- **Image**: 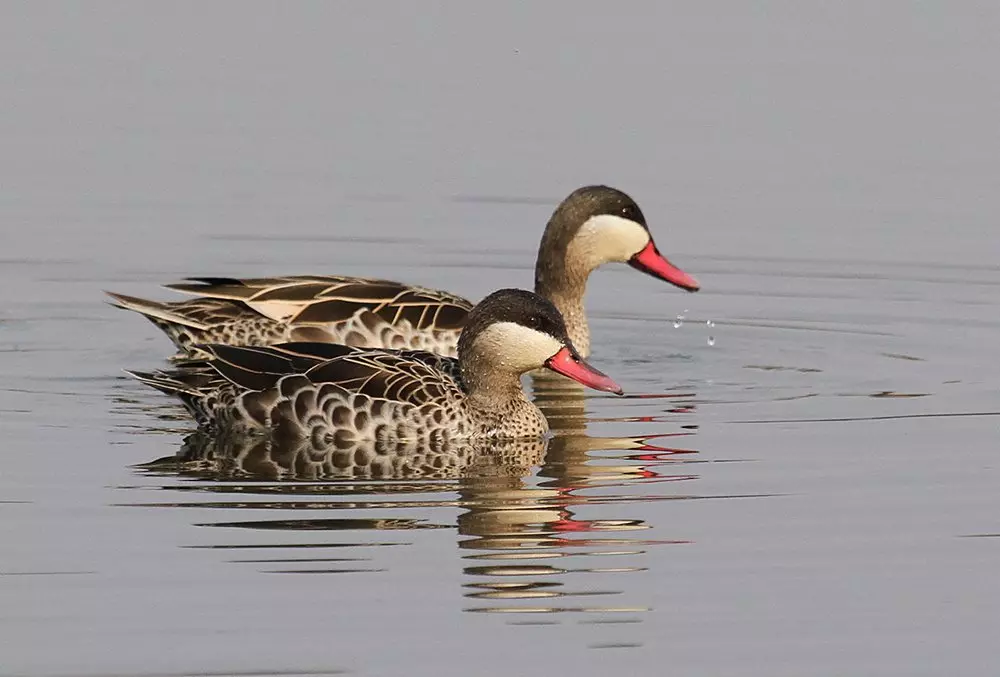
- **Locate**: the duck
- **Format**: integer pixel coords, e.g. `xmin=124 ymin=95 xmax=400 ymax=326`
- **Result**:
xmin=108 ymin=185 xmax=699 ymax=360
xmin=128 ymin=288 xmax=623 ymax=441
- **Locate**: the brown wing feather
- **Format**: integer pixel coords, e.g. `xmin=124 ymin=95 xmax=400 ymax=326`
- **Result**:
xmin=203 ymin=343 xmax=354 ymax=390
xmin=251 ymin=282 xmax=344 ymax=302
xmin=166 ymin=276 xmax=473 ymax=331
xmin=167 ymin=298 xmax=256 ymax=326
xmin=304 ymin=349 xmax=463 ymax=405
xmin=197 ymin=341 xmax=461 ymax=405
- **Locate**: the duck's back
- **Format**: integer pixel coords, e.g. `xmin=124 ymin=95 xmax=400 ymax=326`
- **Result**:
xmin=110 ymin=276 xmax=474 ymax=359
xmin=134 ymin=341 xmax=474 ymax=442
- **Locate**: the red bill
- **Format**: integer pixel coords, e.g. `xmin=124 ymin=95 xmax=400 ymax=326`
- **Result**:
xmin=628 ymin=241 xmax=700 ymax=291
xmin=545 ymin=346 xmax=624 ymax=395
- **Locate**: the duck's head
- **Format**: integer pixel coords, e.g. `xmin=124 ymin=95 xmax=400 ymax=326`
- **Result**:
xmin=535 ymin=185 xmax=700 ymax=293
xmin=458 ymin=288 xmax=623 ymax=394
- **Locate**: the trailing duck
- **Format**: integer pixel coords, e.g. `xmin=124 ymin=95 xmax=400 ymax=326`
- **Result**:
xmin=109 ymin=185 xmax=699 ymax=360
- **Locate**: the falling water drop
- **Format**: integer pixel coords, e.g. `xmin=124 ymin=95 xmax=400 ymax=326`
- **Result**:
xmin=706 ymin=320 xmax=715 ymax=328
xmin=673 ymin=312 xmax=685 ymax=329
xmin=707 ymin=335 xmax=716 ymax=347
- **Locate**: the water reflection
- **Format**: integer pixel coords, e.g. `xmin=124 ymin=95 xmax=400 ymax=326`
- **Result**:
xmin=130 ymin=383 xmax=703 ymax=626
xmin=452 ymin=376 xmax=698 ymax=616
xmin=144 ymin=430 xmax=546 ymax=482
xmin=457 ymin=468 xmax=672 ymax=616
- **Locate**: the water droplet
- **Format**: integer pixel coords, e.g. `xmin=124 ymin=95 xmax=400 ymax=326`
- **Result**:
xmin=706 ymin=320 xmax=715 ymax=328
xmin=673 ymin=313 xmax=685 ymax=329
xmin=707 ymin=335 xmax=715 ymax=347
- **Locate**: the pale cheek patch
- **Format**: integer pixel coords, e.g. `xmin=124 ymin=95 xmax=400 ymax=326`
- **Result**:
xmin=574 ymin=214 xmax=651 ymax=266
xmin=472 ymin=322 xmax=563 ymax=372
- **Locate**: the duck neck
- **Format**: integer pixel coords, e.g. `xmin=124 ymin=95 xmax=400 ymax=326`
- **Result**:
xmin=535 ymin=276 xmax=590 ymax=358
xmin=534 ymin=224 xmax=593 ymax=358
xmin=460 ymin=360 xmax=532 ymax=413
xmin=458 ymin=344 xmax=550 ymax=438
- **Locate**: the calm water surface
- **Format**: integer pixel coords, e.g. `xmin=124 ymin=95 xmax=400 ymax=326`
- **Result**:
xmin=2 ymin=4 xmax=999 ymax=676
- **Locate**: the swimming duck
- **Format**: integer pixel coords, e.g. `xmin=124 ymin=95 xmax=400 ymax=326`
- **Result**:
xmin=128 ymin=289 xmax=622 ymax=441
xmin=108 ymin=185 xmax=699 ymax=359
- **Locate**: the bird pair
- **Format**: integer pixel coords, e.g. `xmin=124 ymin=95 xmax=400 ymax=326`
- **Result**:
xmin=113 ymin=185 xmax=699 ymax=442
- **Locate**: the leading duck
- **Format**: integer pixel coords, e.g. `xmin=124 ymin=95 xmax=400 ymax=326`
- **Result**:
xmin=109 ymin=185 xmax=699 ymax=360
xmin=130 ymin=289 xmax=622 ymax=441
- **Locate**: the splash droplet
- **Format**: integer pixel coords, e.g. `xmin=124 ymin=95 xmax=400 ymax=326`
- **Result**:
xmin=707 ymin=335 xmax=716 ymax=347
xmin=673 ymin=312 xmax=685 ymax=329
xmin=706 ymin=320 xmax=715 ymax=328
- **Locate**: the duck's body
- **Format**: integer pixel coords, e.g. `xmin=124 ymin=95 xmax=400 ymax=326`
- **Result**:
xmin=110 ymin=186 xmax=699 ymax=360
xmin=108 ymin=276 xmax=471 ymax=360
xmin=133 ymin=341 xmax=547 ymax=441
xmin=130 ymin=289 xmax=622 ymax=441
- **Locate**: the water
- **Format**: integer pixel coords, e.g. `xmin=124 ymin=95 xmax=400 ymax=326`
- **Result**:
xmin=2 ymin=3 xmax=999 ymax=676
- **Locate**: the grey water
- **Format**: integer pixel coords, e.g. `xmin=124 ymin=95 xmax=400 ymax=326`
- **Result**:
xmin=2 ymin=3 xmax=999 ymax=676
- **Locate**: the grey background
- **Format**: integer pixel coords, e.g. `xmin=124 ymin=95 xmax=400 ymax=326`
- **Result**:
xmin=1 ymin=3 xmax=998 ymax=676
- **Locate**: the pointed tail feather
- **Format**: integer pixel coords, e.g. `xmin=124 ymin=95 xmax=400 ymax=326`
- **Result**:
xmin=125 ymin=368 xmax=220 ymax=427
xmin=105 ymin=291 xmax=209 ymax=330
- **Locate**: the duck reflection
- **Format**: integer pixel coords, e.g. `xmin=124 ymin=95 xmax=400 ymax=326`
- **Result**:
xmin=146 ymin=430 xmax=546 ymax=482
xmin=457 ymin=468 xmax=662 ymax=615
xmin=137 ymin=387 xmax=698 ymax=619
